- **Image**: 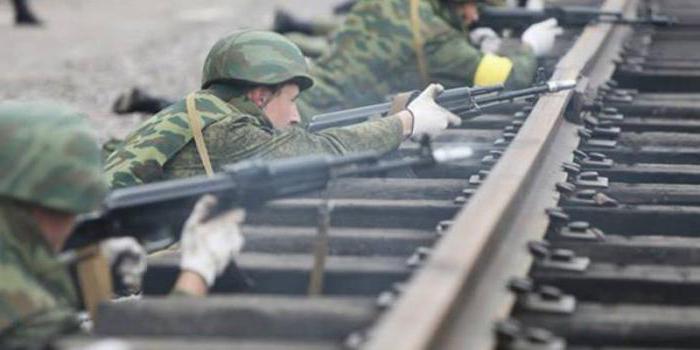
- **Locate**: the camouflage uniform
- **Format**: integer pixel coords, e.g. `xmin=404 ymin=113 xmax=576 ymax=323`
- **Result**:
xmin=296 ymin=0 xmax=536 ymax=117
xmin=0 ymin=201 xmax=81 ymax=349
xmin=104 ymin=31 xmax=405 ymax=188
xmin=0 ymin=101 xmax=107 ymax=349
xmin=105 ymin=84 xmax=403 ymax=188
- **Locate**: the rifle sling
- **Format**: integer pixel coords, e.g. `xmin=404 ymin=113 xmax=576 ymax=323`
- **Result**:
xmin=185 ymin=93 xmax=215 ymax=177
xmin=410 ymin=0 xmax=430 ymax=87
xmin=76 ymin=245 xmax=112 ymax=320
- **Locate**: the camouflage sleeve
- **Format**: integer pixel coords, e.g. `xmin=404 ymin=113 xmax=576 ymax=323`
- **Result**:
xmin=163 ymin=109 xmax=405 ymax=179
xmin=424 ymin=32 xmax=483 ymax=88
xmin=498 ymin=40 xmax=538 ymax=90
xmin=0 ymin=265 xmax=81 ymax=349
xmin=212 ymin=114 xmax=404 ymax=163
xmin=425 ymin=31 xmax=536 ymax=90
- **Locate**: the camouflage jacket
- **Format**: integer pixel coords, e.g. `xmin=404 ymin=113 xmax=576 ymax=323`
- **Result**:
xmin=0 ymin=201 xmax=81 ymax=349
xmin=104 ymin=84 xmax=404 ymax=188
xmin=296 ymin=0 xmax=537 ymax=117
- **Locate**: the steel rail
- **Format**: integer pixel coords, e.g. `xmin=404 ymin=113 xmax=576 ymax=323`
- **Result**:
xmin=363 ymin=1 xmax=636 ymax=349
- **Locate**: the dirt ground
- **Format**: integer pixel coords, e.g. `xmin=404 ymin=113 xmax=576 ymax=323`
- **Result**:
xmin=0 ymin=0 xmax=342 ymax=141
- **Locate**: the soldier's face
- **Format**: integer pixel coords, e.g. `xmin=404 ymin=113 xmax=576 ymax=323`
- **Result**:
xmin=456 ymin=2 xmax=480 ymax=25
xmin=258 ymin=84 xmax=302 ymax=129
xmin=31 ymin=207 xmax=78 ymax=252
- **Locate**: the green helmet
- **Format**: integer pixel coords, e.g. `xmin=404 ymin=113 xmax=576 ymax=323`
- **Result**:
xmin=201 ymin=30 xmax=314 ymax=91
xmin=0 ymin=101 xmax=107 ymax=214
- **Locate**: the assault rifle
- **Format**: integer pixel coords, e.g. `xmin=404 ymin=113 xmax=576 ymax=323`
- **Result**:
xmin=477 ymin=6 xmax=677 ymax=32
xmin=307 ymin=80 xmax=577 ymax=132
xmin=64 ymin=140 xmax=472 ymax=252
xmin=308 ymin=84 xmax=504 ymax=132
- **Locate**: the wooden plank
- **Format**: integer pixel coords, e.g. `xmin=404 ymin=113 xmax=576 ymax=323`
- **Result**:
xmin=563 ymin=205 xmax=700 ymax=236
xmin=95 ymin=295 xmax=375 ymax=340
xmin=242 ymin=225 xmax=434 ymax=256
xmin=532 ymin=263 xmax=700 ymax=304
xmin=57 ymin=336 xmax=338 ymax=350
xmin=517 ymin=303 xmax=700 ymax=347
xmin=246 ymin=198 xmax=459 ymax=230
xmin=552 ymin=234 xmax=700 ymax=265
xmin=144 ymin=252 xmax=409 ymax=296
xmin=596 ymin=163 xmax=700 ymax=184
xmin=600 ymin=183 xmax=700 ymax=204
xmin=582 ymin=145 xmax=700 ymax=164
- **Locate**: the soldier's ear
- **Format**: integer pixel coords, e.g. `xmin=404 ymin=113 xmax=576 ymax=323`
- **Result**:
xmin=246 ymin=87 xmax=270 ymax=108
xmin=246 ymin=86 xmax=267 ymax=108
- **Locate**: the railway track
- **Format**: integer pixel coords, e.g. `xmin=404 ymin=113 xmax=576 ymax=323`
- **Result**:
xmin=55 ymin=0 xmax=700 ymax=349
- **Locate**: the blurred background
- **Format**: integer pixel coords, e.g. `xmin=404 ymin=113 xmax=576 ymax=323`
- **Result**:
xmin=0 ymin=0 xmax=342 ymax=140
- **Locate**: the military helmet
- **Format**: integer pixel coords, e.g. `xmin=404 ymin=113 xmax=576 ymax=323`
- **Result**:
xmin=0 ymin=101 xmax=107 ymax=214
xmin=201 ymin=30 xmax=314 ymax=91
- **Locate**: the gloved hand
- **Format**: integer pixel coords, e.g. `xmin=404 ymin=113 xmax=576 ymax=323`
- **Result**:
xmin=521 ymin=18 xmax=564 ymax=57
xmin=407 ymin=83 xmax=461 ymax=137
xmin=179 ymin=195 xmax=245 ymax=287
xmin=469 ymin=27 xmax=502 ymax=54
xmin=526 ymin=0 xmax=545 ymax=10
xmin=100 ymin=237 xmax=147 ymax=293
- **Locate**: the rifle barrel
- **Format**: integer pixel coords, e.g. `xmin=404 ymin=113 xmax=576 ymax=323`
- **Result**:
xmin=478 ymin=6 xmax=676 ymax=30
xmin=307 ymin=84 xmax=503 ymax=132
xmin=452 ymin=80 xmax=576 ymax=115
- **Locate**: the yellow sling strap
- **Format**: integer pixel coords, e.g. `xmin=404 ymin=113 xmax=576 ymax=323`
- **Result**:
xmin=474 ymin=54 xmax=514 ymax=86
xmin=185 ymin=93 xmax=215 ymax=177
xmin=409 ymin=0 xmax=430 ymax=86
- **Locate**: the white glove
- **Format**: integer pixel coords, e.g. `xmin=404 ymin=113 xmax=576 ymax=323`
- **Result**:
xmin=179 ymin=195 xmax=245 ymax=287
xmin=526 ymin=0 xmax=545 ymax=10
xmin=521 ymin=18 xmax=564 ymax=57
xmin=407 ymin=84 xmax=461 ymax=137
xmin=80 ymin=338 xmax=133 ymax=350
xmin=100 ymin=237 xmax=147 ymax=292
xmin=469 ymin=28 xmax=502 ymax=54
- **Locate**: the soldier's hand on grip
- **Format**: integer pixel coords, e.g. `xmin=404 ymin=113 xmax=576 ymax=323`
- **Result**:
xmin=469 ymin=27 xmax=502 ymax=54
xmin=100 ymin=237 xmax=147 ymax=292
xmin=179 ymin=195 xmax=246 ymax=287
xmin=521 ymin=18 xmax=564 ymax=57
xmin=526 ymin=0 xmax=545 ymax=10
xmin=407 ymin=84 xmax=461 ymax=137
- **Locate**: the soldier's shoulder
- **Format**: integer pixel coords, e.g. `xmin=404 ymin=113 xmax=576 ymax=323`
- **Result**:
xmin=151 ymin=91 xmax=235 ymax=119
xmin=0 ymin=233 xmax=64 ymax=333
xmin=344 ymin=0 xmax=411 ymax=32
xmin=104 ymin=92 xmax=246 ymax=187
xmin=417 ymin=1 xmax=458 ymax=39
xmin=119 ymin=91 xmax=237 ymax=146
xmin=207 ymin=109 xmax=267 ymax=132
xmin=324 ymin=0 xmax=413 ymax=63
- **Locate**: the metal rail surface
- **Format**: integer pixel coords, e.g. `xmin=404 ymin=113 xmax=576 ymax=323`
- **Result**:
xmin=366 ymin=0 xmax=634 ymax=349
